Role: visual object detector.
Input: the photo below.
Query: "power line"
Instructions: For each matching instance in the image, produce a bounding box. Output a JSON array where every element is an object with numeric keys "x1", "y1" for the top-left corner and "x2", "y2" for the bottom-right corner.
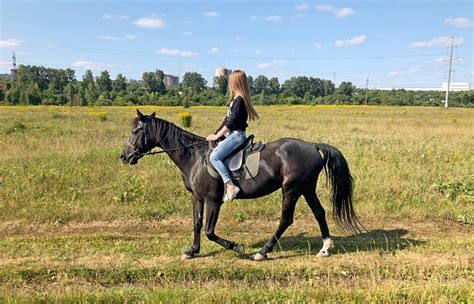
[{"x1": 16, "y1": 42, "x2": 448, "y2": 61}]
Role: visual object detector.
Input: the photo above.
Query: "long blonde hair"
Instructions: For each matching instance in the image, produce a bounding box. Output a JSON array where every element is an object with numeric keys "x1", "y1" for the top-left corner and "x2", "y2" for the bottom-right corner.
[{"x1": 228, "y1": 70, "x2": 259, "y2": 120}]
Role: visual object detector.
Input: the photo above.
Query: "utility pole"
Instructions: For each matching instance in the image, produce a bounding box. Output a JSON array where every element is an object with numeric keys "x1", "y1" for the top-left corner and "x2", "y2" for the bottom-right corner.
[
  {"x1": 444, "y1": 37, "x2": 454, "y2": 108},
  {"x1": 11, "y1": 51, "x2": 17, "y2": 79},
  {"x1": 365, "y1": 77, "x2": 369, "y2": 105}
]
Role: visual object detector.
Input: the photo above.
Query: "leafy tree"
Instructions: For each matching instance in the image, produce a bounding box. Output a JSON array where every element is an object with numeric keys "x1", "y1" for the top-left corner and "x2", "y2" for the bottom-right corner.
[
  {"x1": 254, "y1": 75, "x2": 270, "y2": 94},
  {"x1": 182, "y1": 72, "x2": 207, "y2": 94},
  {"x1": 308, "y1": 77, "x2": 324, "y2": 97},
  {"x1": 22, "y1": 83, "x2": 42, "y2": 105},
  {"x1": 269, "y1": 77, "x2": 280, "y2": 95},
  {"x1": 82, "y1": 70, "x2": 95, "y2": 89},
  {"x1": 213, "y1": 76, "x2": 228, "y2": 95},
  {"x1": 338, "y1": 81, "x2": 354, "y2": 96},
  {"x1": 142, "y1": 70, "x2": 165, "y2": 94},
  {"x1": 97, "y1": 70, "x2": 112, "y2": 93},
  {"x1": 5, "y1": 87, "x2": 21, "y2": 104},
  {"x1": 322, "y1": 79, "x2": 335, "y2": 96},
  {"x1": 85, "y1": 82, "x2": 98, "y2": 105},
  {"x1": 247, "y1": 75, "x2": 256, "y2": 95},
  {"x1": 113, "y1": 73, "x2": 127, "y2": 92},
  {"x1": 64, "y1": 82, "x2": 79, "y2": 105},
  {"x1": 282, "y1": 76, "x2": 310, "y2": 98}
]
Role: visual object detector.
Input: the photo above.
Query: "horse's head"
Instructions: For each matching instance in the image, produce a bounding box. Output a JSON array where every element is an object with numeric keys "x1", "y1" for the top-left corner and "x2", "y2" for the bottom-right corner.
[{"x1": 120, "y1": 109, "x2": 156, "y2": 165}]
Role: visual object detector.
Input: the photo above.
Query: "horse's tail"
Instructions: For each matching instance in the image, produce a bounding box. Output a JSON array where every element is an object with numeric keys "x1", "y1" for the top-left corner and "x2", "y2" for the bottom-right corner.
[{"x1": 315, "y1": 143, "x2": 363, "y2": 234}]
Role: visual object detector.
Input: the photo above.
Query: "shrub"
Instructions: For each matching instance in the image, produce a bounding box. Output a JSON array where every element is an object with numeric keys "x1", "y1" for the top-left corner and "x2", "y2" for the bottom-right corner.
[{"x1": 178, "y1": 112, "x2": 192, "y2": 128}]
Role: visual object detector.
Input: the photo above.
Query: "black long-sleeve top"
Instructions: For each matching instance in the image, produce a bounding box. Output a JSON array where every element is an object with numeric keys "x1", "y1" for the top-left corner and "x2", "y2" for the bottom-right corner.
[{"x1": 215, "y1": 96, "x2": 248, "y2": 134}]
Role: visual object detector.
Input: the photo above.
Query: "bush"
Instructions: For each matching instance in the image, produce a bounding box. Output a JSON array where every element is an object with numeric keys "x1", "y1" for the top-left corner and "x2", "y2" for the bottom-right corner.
[{"x1": 178, "y1": 112, "x2": 192, "y2": 128}]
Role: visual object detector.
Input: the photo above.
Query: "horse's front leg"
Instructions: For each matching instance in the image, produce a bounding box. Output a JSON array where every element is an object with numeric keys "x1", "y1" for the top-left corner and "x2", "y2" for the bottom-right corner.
[
  {"x1": 204, "y1": 200, "x2": 245, "y2": 255},
  {"x1": 181, "y1": 196, "x2": 204, "y2": 260}
]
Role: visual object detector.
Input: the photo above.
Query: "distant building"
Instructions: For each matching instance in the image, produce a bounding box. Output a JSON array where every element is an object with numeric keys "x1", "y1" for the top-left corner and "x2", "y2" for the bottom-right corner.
[
  {"x1": 374, "y1": 82, "x2": 471, "y2": 92},
  {"x1": 215, "y1": 67, "x2": 232, "y2": 78},
  {"x1": 442, "y1": 82, "x2": 470, "y2": 92},
  {"x1": 128, "y1": 79, "x2": 143, "y2": 84},
  {"x1": 164, "y1": 74, "x2": 179, "y2": 86},
  {"x1": 374, "y1": 87, "x2": 443, "y2": 92}
]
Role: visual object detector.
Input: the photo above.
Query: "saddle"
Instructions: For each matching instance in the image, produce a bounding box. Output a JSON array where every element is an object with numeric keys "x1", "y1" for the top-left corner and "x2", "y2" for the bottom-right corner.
[{"x1": 206, "y1": 134, "x2": 265, "y2": 180}]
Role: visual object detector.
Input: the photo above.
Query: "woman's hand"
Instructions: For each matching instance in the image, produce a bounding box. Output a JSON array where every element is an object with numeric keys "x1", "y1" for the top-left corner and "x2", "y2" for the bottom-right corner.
[{"x1": 206, "y1": 134, "x2": 220, "y2": 141}]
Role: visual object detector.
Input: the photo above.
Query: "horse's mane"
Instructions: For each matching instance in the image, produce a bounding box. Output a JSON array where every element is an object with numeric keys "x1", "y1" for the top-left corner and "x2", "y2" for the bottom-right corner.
[{"x1": 132, "y1": 116, "x2": 206, "y2": 158}]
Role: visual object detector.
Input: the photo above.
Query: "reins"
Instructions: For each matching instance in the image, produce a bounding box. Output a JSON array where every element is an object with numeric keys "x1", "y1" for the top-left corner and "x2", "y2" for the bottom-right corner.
[{"x1": 138, "y1": 141, "x2": 209, "y2": 157}]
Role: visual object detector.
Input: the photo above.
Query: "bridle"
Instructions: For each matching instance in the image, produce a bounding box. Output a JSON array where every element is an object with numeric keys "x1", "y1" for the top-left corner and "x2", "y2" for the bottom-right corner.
[{"x1": 127, "y1": 120, "x2": 208, "y2": 158}]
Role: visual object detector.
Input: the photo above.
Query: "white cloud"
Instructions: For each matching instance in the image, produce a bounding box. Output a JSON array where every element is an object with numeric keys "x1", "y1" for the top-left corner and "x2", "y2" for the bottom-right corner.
[
  {"x1": 257, "y1": 60, "x2": 286, "y2": 69},
  {"x1": 209, "y1": 47, "x2": 219, "y2": 54},
  {"x1": 125, "y1": 35, "x2": 137, "y2": 40},
  {"x1": 181, "y1": 31, "x2": 192, "y2": 35},
  {"x1": 295, "y1": 3, "x2": 311, "y2": 10},
  {"x1": 335, "y1": 35, "x2": 367, "y2": 47},
  {"x1": 71, "y1": 61, "x2": 115, "y2": 70},
  {"x1": 409, "y1": 68, "x2": 421, "y2": 72},
  {"x1": 203, "y1": 11, "x2": 219, "y2": 17},
  {"x1": 102, "y1": 13, "x2": 112, "y2": 19},
  {"x1": 313, "y1": 42, "x2": 323, "y2": 49},
  {"x1": 315, "y1": 4, "x2": 354, "y2": 18},
  {"x1": 97, "y1": 35, "x2": 120, "y2": 41},
  {"x1": 389, "y1": 71, "x2": 403, "y2": 76},
  {"x1": 435, "y1": 56, "x2": 449, "y2": 63},
  {"x1": 334, "y1": 8, "x2": 354, "y2": 18},
  {"x1": 410, "y1": 36, "x2": 464, "y2": 48},
  {"x1": 133, "y1": 16, "x2": 166, "y2": 29},
  {"x1": 119, "y1": 15, "x2": 129, "y2": 20},
  {"x1": 0, "y1": 39, "x2": 22, "y2": 48},
  {"x1": 157, "y1": 48, "x2": 197, "y2": 57},
  {"x1": 255, "y1": 49, "x2": 264, "y2": 55},
  {"x1": 264, "y1": 15, "x2": 283, "y2": 22},
  {"x1": 444, "y1": 17, "x2": 472, "y2": 28},
  {"x1": 250, "y1": 16, "x2": 257, "y2": 20}
]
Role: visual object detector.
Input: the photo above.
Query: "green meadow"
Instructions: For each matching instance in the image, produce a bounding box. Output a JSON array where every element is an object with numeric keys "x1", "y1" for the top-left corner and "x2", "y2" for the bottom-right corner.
[{"x1": 0, "y1": 105, "x2": 473, "y2": 303}]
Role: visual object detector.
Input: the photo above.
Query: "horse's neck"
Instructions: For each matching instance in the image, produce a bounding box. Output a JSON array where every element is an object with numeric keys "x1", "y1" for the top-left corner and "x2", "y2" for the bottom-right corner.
[{"x1": 154, "y1": 118, "x2": 205, "y2": 174}]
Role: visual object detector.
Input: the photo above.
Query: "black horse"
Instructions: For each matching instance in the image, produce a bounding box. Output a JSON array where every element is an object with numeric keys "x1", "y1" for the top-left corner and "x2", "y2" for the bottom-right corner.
[{"x1": 121, "y1": 110, "x2": 362, "y2": 261}]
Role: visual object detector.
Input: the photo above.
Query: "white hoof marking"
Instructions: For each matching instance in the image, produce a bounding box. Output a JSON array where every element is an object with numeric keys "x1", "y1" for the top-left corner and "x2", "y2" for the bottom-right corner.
[
  {"x1": 181, "y1": 253, "x2": 193, "y2": 261},
  {"x1": 252, "y1": 253, "x2": 267, "y2": 261}
]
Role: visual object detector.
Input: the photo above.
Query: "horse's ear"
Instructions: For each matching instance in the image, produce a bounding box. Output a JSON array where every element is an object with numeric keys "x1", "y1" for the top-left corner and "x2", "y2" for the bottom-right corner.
[
  {"x1": 150, "y1": 112, "x2": 156, "y2": 119},
  {"x1": 136, "y1": 109, "x2": 144, "y2": 120}
]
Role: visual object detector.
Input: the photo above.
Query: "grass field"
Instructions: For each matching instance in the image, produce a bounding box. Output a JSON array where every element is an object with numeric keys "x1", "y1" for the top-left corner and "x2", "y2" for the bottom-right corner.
[{"x1": 0, "y1": 105, "x2": 473, "y2": 303}]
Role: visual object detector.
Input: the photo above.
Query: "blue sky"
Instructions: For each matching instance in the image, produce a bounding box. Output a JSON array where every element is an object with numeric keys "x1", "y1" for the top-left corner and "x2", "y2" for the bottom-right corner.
[{"x1": 0, "y1": 0, "x2": 472, "y2": 88}]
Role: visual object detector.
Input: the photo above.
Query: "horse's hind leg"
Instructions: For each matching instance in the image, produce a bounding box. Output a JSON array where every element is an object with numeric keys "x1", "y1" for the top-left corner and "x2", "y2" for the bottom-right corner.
[
  {"x1": 253, "y1": 190, "x2": 299, "y2": 261},
  {"x1": 204, "y1": 200, "x2": 245, "y2": 255},
  {"x1": 303, "y1": 190, "x2": 334, "y2": 257}
]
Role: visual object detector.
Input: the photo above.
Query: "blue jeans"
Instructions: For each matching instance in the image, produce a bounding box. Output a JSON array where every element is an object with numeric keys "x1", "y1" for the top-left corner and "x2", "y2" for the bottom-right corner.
[{"x1": 210, "y1": 130, "x2": 246, "y2": 184}]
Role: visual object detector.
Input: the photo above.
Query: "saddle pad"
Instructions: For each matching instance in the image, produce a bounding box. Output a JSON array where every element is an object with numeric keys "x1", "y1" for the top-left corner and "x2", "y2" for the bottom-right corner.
[
  {"x1": 244, "y1": 152, "x2": 260, "y2": 179},
  {"x1": 207, "y1": 151, "x2": 261, "y2": 180}
]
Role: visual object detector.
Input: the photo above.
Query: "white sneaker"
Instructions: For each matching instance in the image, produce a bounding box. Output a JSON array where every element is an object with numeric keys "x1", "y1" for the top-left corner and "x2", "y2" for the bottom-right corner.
[{"x1": 224, "y1": 186, "x2": 240, "y2": 202}]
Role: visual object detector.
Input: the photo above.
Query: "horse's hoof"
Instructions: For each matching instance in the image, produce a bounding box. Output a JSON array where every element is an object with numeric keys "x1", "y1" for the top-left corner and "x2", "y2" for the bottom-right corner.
[
  {"x1": 233, "y1": 243, "x2": 245, "y2": 254},
  {"x1": 316, "y1": 250, "x2": 330, "y2": 257},
  {"x1": 181, "y1": 253, "x2": 194, "y2": 261},
  {"x1": 252, "y1": 253, "x2": 267, "y2": 261}
]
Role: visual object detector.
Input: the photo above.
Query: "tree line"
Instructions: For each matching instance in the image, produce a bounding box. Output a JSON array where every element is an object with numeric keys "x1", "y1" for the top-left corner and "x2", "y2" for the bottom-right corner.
[{"x1": 0, "y1": 65, "x2": 472, "y2": 107}]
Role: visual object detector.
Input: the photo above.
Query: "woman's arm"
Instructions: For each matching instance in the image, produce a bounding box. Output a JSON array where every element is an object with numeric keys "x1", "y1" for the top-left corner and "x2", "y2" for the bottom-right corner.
[{"x1": 207, "y1": 125, "x2": 229, "y2": 141}]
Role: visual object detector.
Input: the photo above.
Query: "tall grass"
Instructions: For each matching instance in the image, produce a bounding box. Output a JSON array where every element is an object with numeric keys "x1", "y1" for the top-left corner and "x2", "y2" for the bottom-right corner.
[{"x1": 0, "y1": 105, "x2": 472, "y2": 302}]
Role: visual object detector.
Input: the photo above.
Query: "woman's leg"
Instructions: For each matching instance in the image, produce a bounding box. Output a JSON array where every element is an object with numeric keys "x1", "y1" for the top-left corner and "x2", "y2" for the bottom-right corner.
[{"x1": 210, "y1": 132, "x2": 246, "y2": 185}]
